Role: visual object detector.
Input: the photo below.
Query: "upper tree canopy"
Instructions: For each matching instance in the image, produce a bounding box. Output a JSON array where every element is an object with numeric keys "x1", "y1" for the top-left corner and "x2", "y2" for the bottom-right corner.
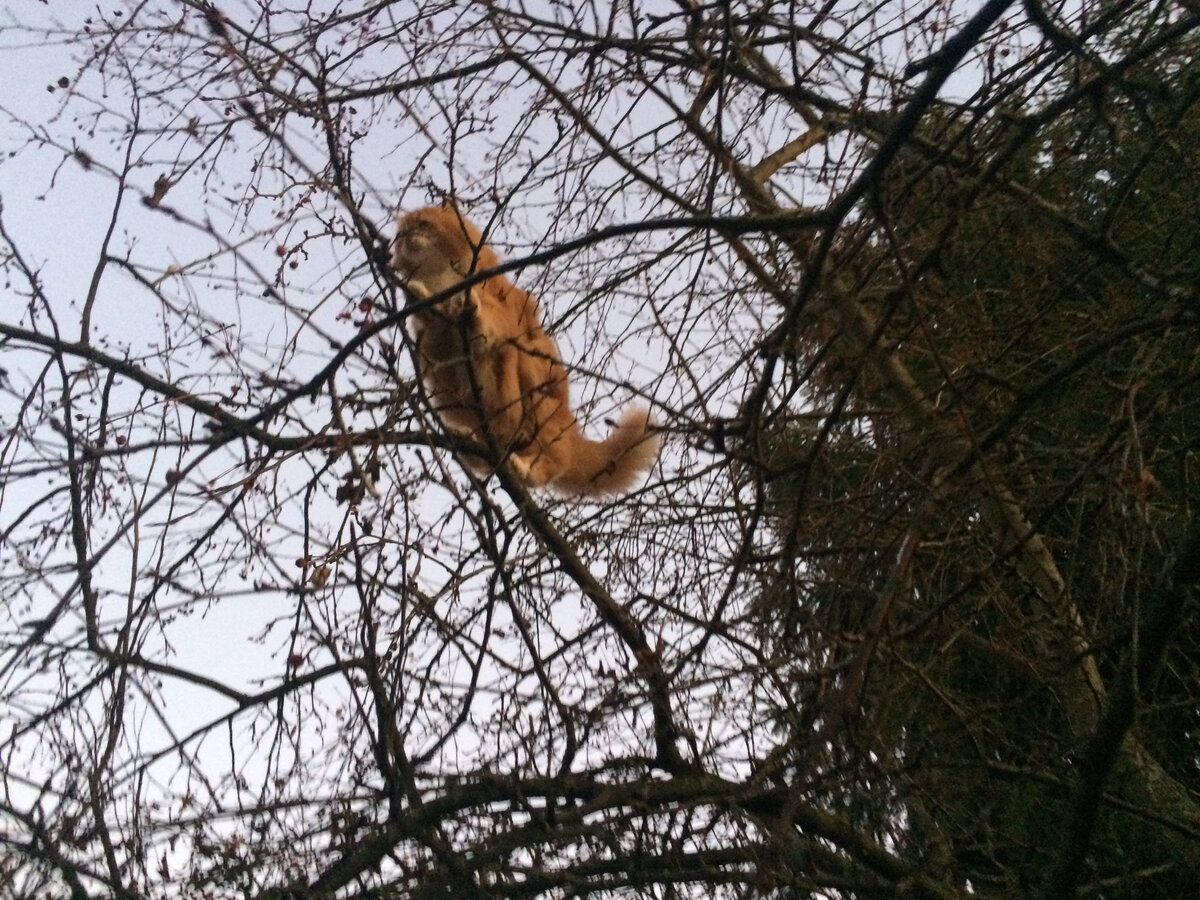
[{"x1": 1, "y1": 2, "x2": 1198, "y2": 898}]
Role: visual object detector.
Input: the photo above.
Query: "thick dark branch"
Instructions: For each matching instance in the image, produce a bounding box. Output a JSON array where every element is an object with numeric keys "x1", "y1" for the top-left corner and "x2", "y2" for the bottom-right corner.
[
  {"x1": 257, "y1": 770, "x2": 966, "y2": 899},
  {"x1": 1040, "y1": 522, "x2": 1200, "y2": 898}
]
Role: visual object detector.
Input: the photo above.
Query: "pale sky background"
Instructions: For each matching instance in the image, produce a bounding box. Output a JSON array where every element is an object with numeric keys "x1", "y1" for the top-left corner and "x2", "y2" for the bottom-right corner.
[{"x1": 0, "y1": 1, "x2": 718, "y2": 811}]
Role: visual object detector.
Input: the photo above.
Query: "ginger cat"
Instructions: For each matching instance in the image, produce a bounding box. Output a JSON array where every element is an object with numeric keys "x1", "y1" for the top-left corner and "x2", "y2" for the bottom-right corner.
[{"x1": 392, "y1": 203, "x2": 658, "y2": 496}]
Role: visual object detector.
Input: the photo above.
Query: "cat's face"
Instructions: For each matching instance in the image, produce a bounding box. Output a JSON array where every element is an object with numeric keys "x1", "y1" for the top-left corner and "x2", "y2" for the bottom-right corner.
[{"x1": 391, "y1": 210, "x2": 441, "y2": 279}]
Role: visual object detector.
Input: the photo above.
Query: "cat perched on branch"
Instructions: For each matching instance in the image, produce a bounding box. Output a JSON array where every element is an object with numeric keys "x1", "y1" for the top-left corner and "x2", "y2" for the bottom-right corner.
[{"x1": 391, "y1": 203, "x2": 658, "y2": 496}]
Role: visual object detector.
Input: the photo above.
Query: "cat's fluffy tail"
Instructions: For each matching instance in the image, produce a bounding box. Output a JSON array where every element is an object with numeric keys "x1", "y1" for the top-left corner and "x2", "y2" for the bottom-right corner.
[{"x1": 553, "y1": 406, "x2": 659, "y2": 497}]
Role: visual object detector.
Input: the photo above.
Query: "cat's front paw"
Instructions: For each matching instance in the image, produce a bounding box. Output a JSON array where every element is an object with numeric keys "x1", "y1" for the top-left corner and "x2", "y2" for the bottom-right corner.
[
  {"x1": 505, "y1": 452, "x2": 533, "y2": 484},
  {"x1": 437, "y1": 289, "x2": 469, "y2": 318}
]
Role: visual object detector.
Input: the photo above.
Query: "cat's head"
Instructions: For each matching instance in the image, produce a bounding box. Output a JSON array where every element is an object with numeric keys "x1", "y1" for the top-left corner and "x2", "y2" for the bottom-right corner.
[{"x1": 392, "y1": 204, "x2": 500, "y2": 281}]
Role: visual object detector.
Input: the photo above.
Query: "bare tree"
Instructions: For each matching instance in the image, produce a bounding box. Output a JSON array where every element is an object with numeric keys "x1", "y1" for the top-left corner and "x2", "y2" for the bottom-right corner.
[{"x1": 2, "y1": 1, "x2": 1199, "y2": 897}]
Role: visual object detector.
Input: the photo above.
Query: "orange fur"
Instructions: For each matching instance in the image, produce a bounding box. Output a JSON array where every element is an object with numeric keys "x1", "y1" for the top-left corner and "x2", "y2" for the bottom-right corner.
[{"x1": 392, "y1": 203, "x2": 658, "y2": 496}]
